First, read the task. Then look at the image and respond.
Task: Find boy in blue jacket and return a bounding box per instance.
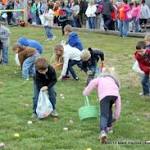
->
[64,24,83,51]
[17,37,43,54]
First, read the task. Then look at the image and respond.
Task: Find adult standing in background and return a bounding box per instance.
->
[102,0,114,31]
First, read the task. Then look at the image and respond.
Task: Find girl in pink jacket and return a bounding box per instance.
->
[83,69,121,143]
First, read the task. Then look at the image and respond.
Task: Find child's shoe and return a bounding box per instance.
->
[100,130,107,144]
[107,126,113,134]
[31,113,37,119]
[62,75,70,80]
[51,110,59,117]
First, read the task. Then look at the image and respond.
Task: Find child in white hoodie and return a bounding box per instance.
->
[43,6,56,40]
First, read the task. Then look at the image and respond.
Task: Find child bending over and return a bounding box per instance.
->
[12,44,39,80]
[134,41,150,96]
[33,57,58,118]
[83,67,121,144]
[80,47,104,85]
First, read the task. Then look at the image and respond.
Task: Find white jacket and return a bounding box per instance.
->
[85,4,97,17]
[140,4,150,19]
[61,44,81,77]
[43,9,54,26]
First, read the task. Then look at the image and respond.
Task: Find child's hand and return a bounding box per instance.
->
[58,76,62,81]
[41,86,48,91]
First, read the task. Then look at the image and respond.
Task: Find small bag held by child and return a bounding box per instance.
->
[132,61,144,74]
[36,90,53,119]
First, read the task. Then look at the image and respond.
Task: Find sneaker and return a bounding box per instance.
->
[107,127,113,134]
[139,92,150,96]
[31,113,37,119]
[52,36,56,40]
[100,130,107,144]
[62,75,70,80]
[51,110,58,117]
[75,77,79,80]
[139,92,144,96]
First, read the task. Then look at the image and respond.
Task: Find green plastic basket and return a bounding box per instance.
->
[78,96,98,121]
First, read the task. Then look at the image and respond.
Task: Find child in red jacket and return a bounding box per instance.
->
[134,41,150,96]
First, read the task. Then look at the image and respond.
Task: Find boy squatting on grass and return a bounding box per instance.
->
[33,57,58,117]
[12,44,39,80]
[134,41,150,96]
[83,67,121,144]
[64,24,83,51]
[80,48,104,85]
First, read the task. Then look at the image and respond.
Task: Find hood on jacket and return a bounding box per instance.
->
[17,37,29,46]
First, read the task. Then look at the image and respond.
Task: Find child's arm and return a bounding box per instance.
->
[114,95,121,120]
[83,78,99,96]
[48,66,57,88]
[58,56,69,80]
[94,50,104,69]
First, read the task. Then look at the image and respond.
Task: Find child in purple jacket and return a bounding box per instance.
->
[83,67,121,144]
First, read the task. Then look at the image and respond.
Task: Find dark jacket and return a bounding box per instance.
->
[82,48,104,72]
[34,65,57,90]
[66,32,83,51]
[102,0,113,16]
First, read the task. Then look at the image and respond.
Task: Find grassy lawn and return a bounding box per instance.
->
[0,27,150,150]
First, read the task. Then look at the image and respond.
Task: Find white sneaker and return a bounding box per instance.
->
[139,92,143,96]
[100,130,107,144]
[51,110,58,117]
[52,36,56,40]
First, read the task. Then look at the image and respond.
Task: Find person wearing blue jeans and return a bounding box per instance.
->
[44,26,54,40]
[22,54,39,80]
[0,24,10,64]
[134,41,150,96]
[33,57,58,118]
[118,20,129,37]
[88,17,96,29]
[141,74,150,95]
[66,59,82,80]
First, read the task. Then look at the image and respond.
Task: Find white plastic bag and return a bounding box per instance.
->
[36,90,53,119]
[15,53,20,66]
[132,61,144,74]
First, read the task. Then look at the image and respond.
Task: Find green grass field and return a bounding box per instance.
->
[0,27,150,150]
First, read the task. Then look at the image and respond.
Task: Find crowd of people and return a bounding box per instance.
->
[0,0,150,145]
[0,0,150,35]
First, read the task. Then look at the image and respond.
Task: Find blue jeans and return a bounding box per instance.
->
[88,17,96,29]
[33,80,56,114]
[141,74,150,95]
[44,26,53,39]
[100,96,117,132]
[118,20,129,37]
[133,17,140,32]
[2,45,8,64]
[66,60,82,79]
[86,66,97,85]
[22,55,38,79]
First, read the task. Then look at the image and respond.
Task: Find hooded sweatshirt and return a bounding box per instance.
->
[17,37,43,54]
[66,32,83,51]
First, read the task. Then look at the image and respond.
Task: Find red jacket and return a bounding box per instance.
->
[134,50,150,75]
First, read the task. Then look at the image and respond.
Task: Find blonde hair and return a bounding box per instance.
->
[144,34,150,42]
[50,44,64,70]
[100,66,121,88]
[80,50,91,61]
